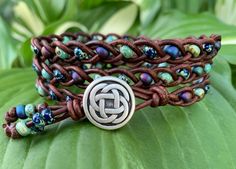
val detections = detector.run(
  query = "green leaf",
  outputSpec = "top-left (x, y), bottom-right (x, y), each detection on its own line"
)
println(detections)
top-left (141, 11), bottom-right (236, 40)
top-left (0, 17), bottom-right (17, 69)
top-left (99, 3), bottom-right (138, 34)
top-left (215, 0), bottom-right (236, 26)
top-left (132, 0), bottom-right (161, 27)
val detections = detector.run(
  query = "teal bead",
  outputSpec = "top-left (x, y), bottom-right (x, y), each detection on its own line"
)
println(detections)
top-left (45, 59), bottom-right (50, 66)
top-left (74, 48), bottom-right (89, 60)
top-left (120, 46), bottom-right (133, 58)
top-left (37, 86), bottom-right (47, 96)
top-left (41, 69), bottom-right (52, 80)
top-left (192, 66), bottom-right (204, 75)
top-left (118, 74), bottom-right (130, 84)
top-left (143, 62), bottom-right (153, 68)
top-left (105, 35), bottom-right (118, 43)
top-left (55, 47), bottom-right (69, 59)
top-left (16, 120), bottom-right (31, 136)
top-left (204, 64), bottom-right (212, 73)
top-left (25, 104), bottom-right (35, 117)
top-left (158, 62), bottom-right (169, 68)
top-left (158, 72), bottom-right (174, 84)
top-left (62, 36), bottom-right (71, 44)
top-left (94, 62), bottom-right (103, 69)
top-left (93, 35), bottom-right (103, 41)
top-left (194, 88), bottom-right (205, 99)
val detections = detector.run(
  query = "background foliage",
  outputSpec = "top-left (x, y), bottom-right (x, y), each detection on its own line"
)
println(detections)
top-left (0, 0), bottom-right (236, 169)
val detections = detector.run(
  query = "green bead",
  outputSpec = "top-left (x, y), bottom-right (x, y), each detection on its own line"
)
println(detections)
top-left (25, 104), bottom-right (35, 117)
top-left (38, 86), bottom-right (47, 96)
top-left (62, 36), bottom-right (71, 44)
top-left (204, 63), bottom-right (212, 73)
top-left (41, 69), bottom-right (52, 80)
top-left (120, 45), bottom-right (133, 58)
top-left (76, 35), bottom-right (84, 42)
top-left (158, 72), bottom-right (174, 84)
top-left (194, 88), bottom-right (205, 99)
top-left (158, 62), bottom-right (169, 68)
top-left (94, 74), bottom-right (102, 80)
top-left (185, 44), bottom-right (201, 57)
top-left (193, 66), bottom-right (204, 75)
top-left (16, 120), bottom-right (31, 136)
top-left (55, 47), bottom-right (69, 59)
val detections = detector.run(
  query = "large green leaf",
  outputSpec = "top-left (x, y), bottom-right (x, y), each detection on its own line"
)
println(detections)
top-left (0, 52), bottom-right (236, 169)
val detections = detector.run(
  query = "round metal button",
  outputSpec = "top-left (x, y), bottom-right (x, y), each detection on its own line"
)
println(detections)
top-left (82, 76), bottom-right (135, 130)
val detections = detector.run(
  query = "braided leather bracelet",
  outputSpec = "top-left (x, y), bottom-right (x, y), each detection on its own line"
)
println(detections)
top-left (2, 32), bottom-right (221, 139)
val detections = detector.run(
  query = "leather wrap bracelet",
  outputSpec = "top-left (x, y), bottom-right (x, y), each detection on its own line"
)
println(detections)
top-left (2, 32), bottom-right (221, 139)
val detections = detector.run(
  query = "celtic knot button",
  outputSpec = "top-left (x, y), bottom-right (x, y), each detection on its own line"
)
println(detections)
top-left (82, 76), bottom-right (135, 130)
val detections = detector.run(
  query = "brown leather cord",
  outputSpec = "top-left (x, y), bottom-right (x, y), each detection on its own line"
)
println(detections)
top-left (2, 32), bottom-right (221, 139)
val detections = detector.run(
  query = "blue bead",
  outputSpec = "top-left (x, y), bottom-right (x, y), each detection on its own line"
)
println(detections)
top-left (176, 68), bottom-right (190, 79)
top-left (163, 45), bottom-right (181, 59)
top-left (49, 90), bottom-right (57, 100)
top-left (143, 46), bottom-right (157, 59)
top-left (203, 43), bottom-right (214, 53)
top-left (96, 47), bottom-right (109, 58)
top-left (41, 108), bottom-right (54, 124)
top-left (32, 113), bottom-right (45, 127)
top-left (16, 105), bottom-right (27, 119)
top-left (53, 69), bottom-right (64, 81)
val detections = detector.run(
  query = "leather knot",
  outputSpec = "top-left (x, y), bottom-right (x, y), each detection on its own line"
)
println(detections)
top-left (150, 86), bottom-right (169, 107)
top-left (2, 123), bottom-right (21, 139)
top-left (5, 107), bottom-right (17, 123)
top-left (66, 99), bottom-right (85, 121)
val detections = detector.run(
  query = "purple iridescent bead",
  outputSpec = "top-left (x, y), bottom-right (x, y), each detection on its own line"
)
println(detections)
top-left (179, 92), bottom-right (193, 102)
top-left (96, 47), bottom-right (109, 58)
top-left (71, 71), bottom-right (84, 84)
top-left (140, 73), bottom-right (153, 86)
